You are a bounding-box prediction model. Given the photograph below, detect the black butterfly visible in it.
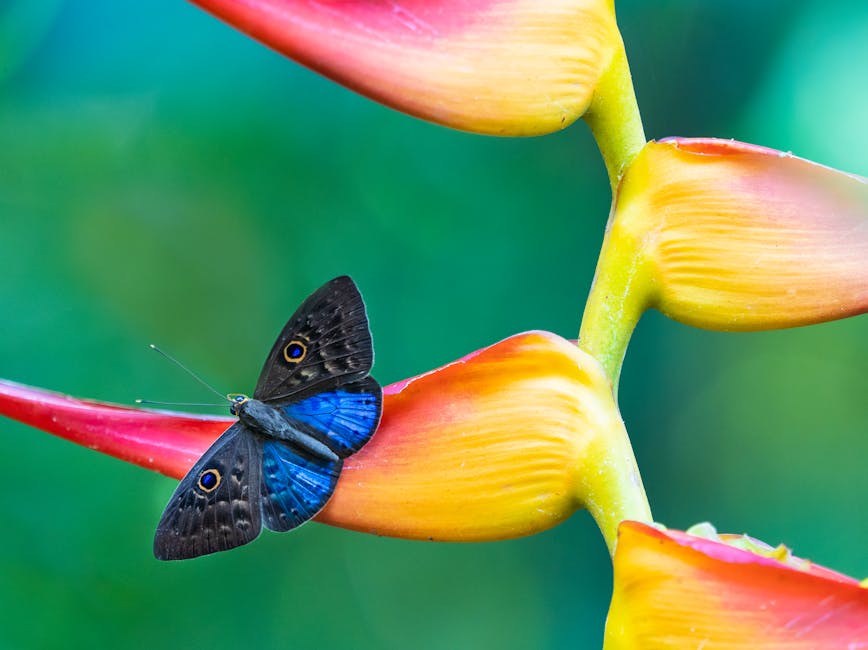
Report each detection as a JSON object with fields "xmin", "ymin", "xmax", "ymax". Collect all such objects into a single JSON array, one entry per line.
[{"xmin": 153, "ymin": 276, "xmax": 382, "ymax": 560}]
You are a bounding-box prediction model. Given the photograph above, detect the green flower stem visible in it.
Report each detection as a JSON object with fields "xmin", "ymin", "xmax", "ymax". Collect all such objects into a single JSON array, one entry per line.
[
  {"xmin": 579, "ymin": 223, "xmax": 649, "ymax": 389},
  {"xmin": 584, "ymin": 39, "xmax": 646, "ymax": 192},
  {"xmin": 581, "ymin": 419, "xmax": 653, "ymax": 556}
]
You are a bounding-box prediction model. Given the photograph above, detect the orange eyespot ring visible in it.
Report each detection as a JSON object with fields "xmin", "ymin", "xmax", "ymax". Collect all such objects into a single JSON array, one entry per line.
[
  {"xmin": 197, "ymin": 469, "xmax": 221, "ymax": 493},
  {"xmin": 283, "ymin": 340, "xmax": 307, "ymax": 363}
]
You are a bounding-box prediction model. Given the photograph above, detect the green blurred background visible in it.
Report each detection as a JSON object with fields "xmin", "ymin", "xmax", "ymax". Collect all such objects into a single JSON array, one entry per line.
[{"xmin": 0, "ymin": 0, "xmax": 865, "ymax": 647}]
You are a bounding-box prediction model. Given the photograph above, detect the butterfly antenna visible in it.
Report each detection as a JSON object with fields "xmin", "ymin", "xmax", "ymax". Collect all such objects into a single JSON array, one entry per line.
[
  {"xmin": 146, "ymin": 344, "xmax": 230, "ymax": 402},
  {"xmin": 135, "ymin": 399, "xmax": 226, "ymax": 408}
]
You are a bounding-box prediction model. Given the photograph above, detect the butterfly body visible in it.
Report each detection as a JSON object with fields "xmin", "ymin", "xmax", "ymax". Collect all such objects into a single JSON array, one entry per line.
[{"xmin": 153, "ymin": 276, "xmax": 381, "ymax": 561}]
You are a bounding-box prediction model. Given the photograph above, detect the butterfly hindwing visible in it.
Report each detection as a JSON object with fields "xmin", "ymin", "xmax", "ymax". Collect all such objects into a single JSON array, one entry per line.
[
  {"xmin": 259, "ymin": 439, "xmax": 342, "ymax": 532},
  {"xmin": 153, "ymin": 423, "xmax": 262, "ymax": 560},
  {"xmin": 280, "ymin": 375, "xmax": 382, "ymax": 458},
  {"xmin": 253, "ymin": 276, "xmax": 374, "ymax": 403}
]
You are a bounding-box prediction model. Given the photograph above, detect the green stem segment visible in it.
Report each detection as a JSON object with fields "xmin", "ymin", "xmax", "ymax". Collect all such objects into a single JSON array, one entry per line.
[
  {"xmin": 581, "ymin": 418, "xmax": 654, "ymax": 556},
  {"xmin": 575, "ymin": 32, "xmax": 653, "ymax": 551},
  {"xmin": 579, "ymin": 233, "xmax": 649, "ymax": 389},
  {"xmin": 584, "ymin": 39, "xmax": 647, "ymax": 193}
]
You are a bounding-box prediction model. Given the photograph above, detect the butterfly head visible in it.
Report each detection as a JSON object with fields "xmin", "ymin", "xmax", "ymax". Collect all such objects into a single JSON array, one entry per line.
[{"xmin": 228, "ymin": 393, "xmax": 249, "ymax": 416}]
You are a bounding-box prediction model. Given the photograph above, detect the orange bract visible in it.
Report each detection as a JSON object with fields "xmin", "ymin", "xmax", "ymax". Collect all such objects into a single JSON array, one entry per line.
[
  {"xmin": 0, "ymin": 332, "xmax": 648, "ymax": 544},
  {"xmin": 617, "ymin": 138, "xmax": 868, "ymax": 330}
]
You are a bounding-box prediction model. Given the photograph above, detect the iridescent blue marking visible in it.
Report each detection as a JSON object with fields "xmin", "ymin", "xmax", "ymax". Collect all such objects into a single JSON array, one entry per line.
[
  {"xmin": 282, "ymin": 389, "xmax": 379, "ymax": 455},
  {"xmin": 260, "ymin": 440, "xmax": 339, "ymax": 531},
  {"xmin": 287, "ymin": 343, "xmax": 304, "ymax": 358}
]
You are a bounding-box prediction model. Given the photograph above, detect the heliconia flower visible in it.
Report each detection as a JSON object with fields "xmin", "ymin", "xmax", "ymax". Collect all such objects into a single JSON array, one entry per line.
[
  {"xmin": 0, "ymin": 331, "xmax": 650, "ymax": 550},
  {"xmin": 188, "ymin": 0, "xmax": 625, "ymax": 136},
  {"xmin": 604, "ymin": 521, "xmax": 868, "ymax": 649},
  {"xmin": 580, "ymin": 137, "xmax": 868, "ymax": 381}
]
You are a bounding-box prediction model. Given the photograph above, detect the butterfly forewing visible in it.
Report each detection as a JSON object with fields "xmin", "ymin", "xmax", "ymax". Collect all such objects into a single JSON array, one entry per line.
[
  {"xmin": 153, "ymin": 423, "xmax": 262, "ymax": 560},
  {"xmin": 253, "ymin": 276, "xmax": 374, "ymax": 403}
]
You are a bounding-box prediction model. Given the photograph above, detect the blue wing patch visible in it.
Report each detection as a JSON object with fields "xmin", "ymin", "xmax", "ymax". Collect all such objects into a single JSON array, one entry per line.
[
  {"xmin": 260, "ymin": 440, "xmax": 341, "ymax": 532},
  {"xmin": 281, "ymin": 376, "xmax": 382, "ymax": 457}
]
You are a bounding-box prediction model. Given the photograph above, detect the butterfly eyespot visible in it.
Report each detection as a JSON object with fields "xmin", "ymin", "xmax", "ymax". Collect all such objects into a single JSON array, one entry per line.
[
  {"xmin": 197, "ymin": 469, "xmax": 221, "ymax": 493},
  {"xmin": 283, "ymin": 340, "xmax": 307, "ymax": 363}
]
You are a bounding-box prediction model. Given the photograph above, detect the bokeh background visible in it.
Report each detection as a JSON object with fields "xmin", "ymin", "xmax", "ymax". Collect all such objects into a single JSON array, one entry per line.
[{"xmin": 1, "ymin": 0, "xmax": 866, "ymax": 647}]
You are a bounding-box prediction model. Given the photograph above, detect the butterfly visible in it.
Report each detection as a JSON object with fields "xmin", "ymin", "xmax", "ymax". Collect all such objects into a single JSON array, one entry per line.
[{"xmin": 153, "ymin": 276, "xmax": 382, "ymax": 560}]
